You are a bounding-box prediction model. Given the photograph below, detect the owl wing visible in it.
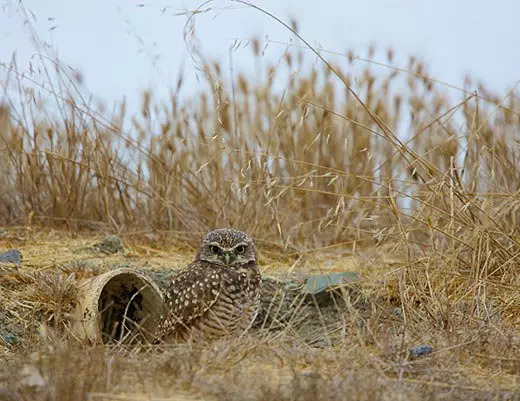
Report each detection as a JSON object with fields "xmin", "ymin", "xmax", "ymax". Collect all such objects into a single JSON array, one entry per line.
[{"xmin": 159, "ymin": 261, "xmax": 222, "ymax": 336}]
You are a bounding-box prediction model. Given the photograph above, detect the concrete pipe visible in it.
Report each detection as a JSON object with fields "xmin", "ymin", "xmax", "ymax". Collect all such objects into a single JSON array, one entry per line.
[{"xmin": 71, "ymin": 268, "xmax": 166, "ymax": 345}]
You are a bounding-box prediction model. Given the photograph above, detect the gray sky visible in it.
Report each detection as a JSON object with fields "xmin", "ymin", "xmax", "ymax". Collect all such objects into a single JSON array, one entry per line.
[{"xmin": 1, "ymin": 0, "xmax": 519, "ymax": 115}]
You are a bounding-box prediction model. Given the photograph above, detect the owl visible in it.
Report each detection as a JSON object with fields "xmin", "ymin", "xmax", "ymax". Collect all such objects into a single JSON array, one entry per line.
[{"xmin": 156, "ymin": 228, "xmax": 262, "ymax": 343}]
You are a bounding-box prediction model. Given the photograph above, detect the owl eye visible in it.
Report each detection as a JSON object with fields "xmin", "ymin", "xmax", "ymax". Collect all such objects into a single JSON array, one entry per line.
[
  {"xmin": 235, "ymin": 245, "xmax": 246, "ymax": 254},
  {"xmin": 210, "ymin": 245, "xmax": 221, "ymax": 254}
]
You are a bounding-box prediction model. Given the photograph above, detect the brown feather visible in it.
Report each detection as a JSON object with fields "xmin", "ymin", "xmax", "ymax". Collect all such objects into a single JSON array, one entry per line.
[{"xmin": 156, "ymin": 229, "xmax": 261, "ymax": 343}]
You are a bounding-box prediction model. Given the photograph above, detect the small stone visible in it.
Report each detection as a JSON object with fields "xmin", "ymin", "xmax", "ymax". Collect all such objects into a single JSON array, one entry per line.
[
  {"xmin": 304, "ymin": 272, "xmax": 361, "ymax": 296},
  {"xmin": 0, "ymin": 249, "xmax": 22, "ymax": 266},
  {"xmin": 93, "ymin": 235, "xmax": 124, "ymax": 254},
  {"xmin": 409, "ymin": 344, "xmax": 433, "ymax": 357},
  {"xmin": 1, "ymin": 334, "xmax": 18, "ymax": 345},
  {"xmin": 304, "ymin": 272, "xmax": 361, "ymax": 306},
  {"xmin": 392, "ymin": 307, "xmax": 403, "ymax": 317}
]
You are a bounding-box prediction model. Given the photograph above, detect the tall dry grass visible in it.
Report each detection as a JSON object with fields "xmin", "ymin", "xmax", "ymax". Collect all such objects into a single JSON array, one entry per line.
[{"xmin": 2, "ymin": 35, "xmax": 520, "ymax": 322}]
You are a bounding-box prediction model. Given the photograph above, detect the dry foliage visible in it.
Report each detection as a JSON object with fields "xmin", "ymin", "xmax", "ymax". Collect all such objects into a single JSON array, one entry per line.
[{"xmin": 2, "ymin": 4, "xmax": 520, "ymax": 399}]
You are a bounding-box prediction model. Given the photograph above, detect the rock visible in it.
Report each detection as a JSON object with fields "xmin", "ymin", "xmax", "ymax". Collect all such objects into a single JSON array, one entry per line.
[
  {"xmin": 303, "ymin": 271, "xmax": 361, "ymax": 306},
  {"xmin": 0, "ymin": 249, "xmax": 22, "ymax": 266},
  {"xmin": 1, "ymin": 334, "xmax": 18, "ymax": 345},
  {"xmin": 391, "ymin": 307, "xmax": 403, "ymax": 318},
  {"xmin": 304, "ymin": 272, "xmax": 360, "ymax": 294},
  {"xmin": 409, "ymin": 344, "xmax": 433, "ymax": 358},
  {"xmin": 92, "ymin": 235, "xmax": 124, "ymax": 255}
]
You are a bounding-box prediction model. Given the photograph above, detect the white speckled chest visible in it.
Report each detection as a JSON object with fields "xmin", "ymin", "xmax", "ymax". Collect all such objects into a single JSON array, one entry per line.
[{"xmin": 159, "ymin": 260, "xmax": 261, "ymax": 343}]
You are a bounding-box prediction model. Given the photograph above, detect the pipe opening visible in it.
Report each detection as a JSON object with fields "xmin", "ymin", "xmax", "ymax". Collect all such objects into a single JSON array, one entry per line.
[{"xmin": 97, "ymin": 272, "xmax": 163, "ymax": 345}]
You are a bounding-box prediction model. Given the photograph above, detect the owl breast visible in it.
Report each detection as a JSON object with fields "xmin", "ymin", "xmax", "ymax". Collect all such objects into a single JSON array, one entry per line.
[{"xmin": 164, "ymin": 263, "xmax": 261, "ymax": 343}]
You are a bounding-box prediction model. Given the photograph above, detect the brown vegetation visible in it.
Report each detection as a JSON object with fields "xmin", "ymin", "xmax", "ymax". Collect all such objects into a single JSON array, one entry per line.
[{"xmin": 1, "ymin": 7, "xmax": 520, "ymax": 399}]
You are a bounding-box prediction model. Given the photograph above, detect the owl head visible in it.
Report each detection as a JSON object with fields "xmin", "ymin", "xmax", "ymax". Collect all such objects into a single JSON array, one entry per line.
[{"xmin": 196, "ymin": 228, "xmax": 257, "ymax": 268}]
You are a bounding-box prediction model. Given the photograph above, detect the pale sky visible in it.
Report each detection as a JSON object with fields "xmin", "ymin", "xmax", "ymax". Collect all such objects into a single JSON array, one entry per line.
[{"xmin": 1, "ymin": 0, "xmax": 519, "ymax": 115}]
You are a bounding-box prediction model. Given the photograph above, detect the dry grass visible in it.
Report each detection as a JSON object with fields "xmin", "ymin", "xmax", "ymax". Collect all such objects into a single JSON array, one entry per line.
[{"xmin": 2, "ymin": 3, "xmax": 520, "ymax": 399}]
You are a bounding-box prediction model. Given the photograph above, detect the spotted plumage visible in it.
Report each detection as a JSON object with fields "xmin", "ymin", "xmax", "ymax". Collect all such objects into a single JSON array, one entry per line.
[{"xmin": 156, "ymin": 228, "xmax": 261, "ymax": 343}]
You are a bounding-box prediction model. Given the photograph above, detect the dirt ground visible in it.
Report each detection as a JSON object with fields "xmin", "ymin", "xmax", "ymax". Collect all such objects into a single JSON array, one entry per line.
[{"xmin": 1, "ymin": 229, "xmax": 519, "ymax": 401}]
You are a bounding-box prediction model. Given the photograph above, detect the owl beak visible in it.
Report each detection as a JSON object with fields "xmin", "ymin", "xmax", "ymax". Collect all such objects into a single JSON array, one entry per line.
[{"xmin": 223, "ymin": 252, "xmax": 235, "ymax": 266}]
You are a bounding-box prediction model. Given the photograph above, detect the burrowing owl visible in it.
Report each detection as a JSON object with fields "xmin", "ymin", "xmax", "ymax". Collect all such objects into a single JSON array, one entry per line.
[{"xmin": 156, "ymin": 228, "xmax": 261, "ymax": 343}]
